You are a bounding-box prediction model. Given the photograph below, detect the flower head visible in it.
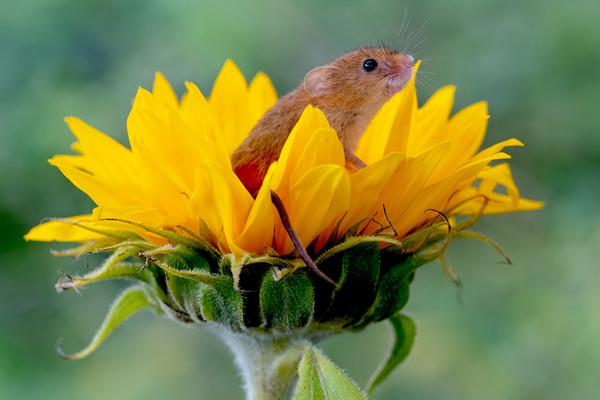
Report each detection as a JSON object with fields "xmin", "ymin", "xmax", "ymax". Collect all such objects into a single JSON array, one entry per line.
[
  {"xmin": 26, "ymin": 60, "xmax": 541, "ymax": 255},
  {"xmin": 25, "ymin": 60, "xmax": 542, "ymax": 365}
]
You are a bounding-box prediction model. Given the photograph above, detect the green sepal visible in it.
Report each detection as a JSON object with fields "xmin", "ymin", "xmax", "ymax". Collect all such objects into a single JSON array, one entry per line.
[
  {"xmin": 56, "ymin": 285, "xmax": 161, "ymax": 360},
  {"xmin": 354, "ymin": 253, "xmax": 418, "ymax": 327},
  {"xmin": 292, "ymin": 345, "xmax": 366, "ymax": 400},
  {"xmin": 198, "ymin": 276, "xmax": 244, "ymax": 331},
  {"xmin": 56, "ymin": 246, "xmax": 158, "ymax": 294},
  {"xmin": 101, "ymin": 218, "xmax": 220, "ymax": 260},
  {"xmin": 165, "ymin": 274, "xmax": 205, "ymax": 321},
  {"xmin": 162, "ymin": 245, "xmax": 211, "ymax": 272},
  {"xmin": 438, "ymin": 254, "xmax": 462, "ymax": 288},
  {"xmin": 365, "ymin": 314, "xmax": 416, "ymax": 395},
  {"xmin": 315, "ymin": 235, "xmax": 404, "ymax": 266},
  {"xmin": 453, "ymin": 230, "xmax": 512, "ymax": 264},
  {"xmin": 147, "ymin": 253, "xmax": 227, "ymax": 289},
  {"xmin": 259, "ymin": 270, "xmax": 315, "ymax": 333},
  {"xmin": 317, "ymin": 242, "xmax": 380, "ymax": 326},
  {"xmin": 50, "ymin": 238, "xmax": 121, "ymax": 257}
]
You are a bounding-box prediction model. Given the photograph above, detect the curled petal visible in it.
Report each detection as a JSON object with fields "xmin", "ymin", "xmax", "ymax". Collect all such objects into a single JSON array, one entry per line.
[
  {"xmin": 275, "ymin": 164, "xmax": 350, "ymax": 254},
  {"xmin": 356, "ymin": 61, "xmax": 420, "ymax": 164},
  {"xmin": 271, "ymin": 105, "xmax": 331, "ymax": 191},
  {"xmin": 235, "ymin": 165, "xmax": 276, "ymax": 252}
]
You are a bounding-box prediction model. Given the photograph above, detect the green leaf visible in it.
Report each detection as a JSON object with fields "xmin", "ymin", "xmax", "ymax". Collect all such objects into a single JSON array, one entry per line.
[
  {"xmin": 57, "ymin": 286, "xmax": 160, "ymax": 360},
  {"xmin": 365, "ymin": 314, "xmax": 416, "ymax": 395},
  {"xmin": 260, "ymin": 271, "xmax": 315, "ymax": 333},
  {"xmin": 293, "ymin": 346, "xmax": 366, "ymax": 400}
]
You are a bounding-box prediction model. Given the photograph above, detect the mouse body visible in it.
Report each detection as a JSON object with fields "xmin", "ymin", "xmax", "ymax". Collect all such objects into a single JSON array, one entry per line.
[{"xmin": 232, "ymin": 48, "xmax": 415, "ymax": 195}]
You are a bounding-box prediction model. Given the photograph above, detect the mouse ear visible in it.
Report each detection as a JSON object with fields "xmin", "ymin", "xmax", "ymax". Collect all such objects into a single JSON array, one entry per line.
[{"xmin": 303, "ymin": 66, "xmax": 332, "ymax": 98}]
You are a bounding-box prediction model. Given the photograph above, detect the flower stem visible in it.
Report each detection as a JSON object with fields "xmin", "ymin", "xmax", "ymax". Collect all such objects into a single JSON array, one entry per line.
[{"xmin": 219, "ymin": 329, "xmax": 307, "ymax": 400}]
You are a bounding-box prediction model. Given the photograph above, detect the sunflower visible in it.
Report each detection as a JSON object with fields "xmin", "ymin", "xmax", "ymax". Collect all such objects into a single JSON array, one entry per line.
[
  {"xmin": 25, "ymin": 59, "xmax": 542, "ymax": 399},
  {"xmin": 25, "ymin": 60, "xmax": 541, "ymax": 255}
]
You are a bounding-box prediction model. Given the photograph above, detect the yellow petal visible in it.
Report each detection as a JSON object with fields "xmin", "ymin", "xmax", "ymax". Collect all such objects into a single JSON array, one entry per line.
[
  {"xmin": 199, "ymin": 162, "xmax": 254, "ymax": 254},
  {"xmin": 92, "ymin": 205, "xmax": 170, "ymax": 227},
  {"xmin": 447, "ymin": 101, "xmax": 488, "ymax": 162},
  {"xmin": 190, "ymin": 166, "xmax": 223, "ymax": 240},
  {"xmin": 127, "ymin": 88, "xmax": 197, "ymax": 193},
  {"xmin": 24, "ymin": 215, "xmax": 104, "ymax": 242},
  {"xmin": 397, "ymin": 158, "xmax": 494, "ymax": 235},
  {"xmin": 427, "ymin": 101, "xmax": 489, "ymax": 181},
  {"xmin": 49, "ymin": 156, "xmax": 134, "ymax": 206},
  {"xmin": 64, "ymin": 116, "xmax": 130, "ymax": 161},
  {"xmin": 478, "ymin": 164, "xmax": 520, "ymax": 205},
  {"xmin": 209, "ymin": 59, "xmax": 251, "ymax": 154},
  {"xmin": 449, "ymin": 163, "xmax": 544, "ymax": 215},
  {"xmin": 275, "ymin": 164, "xmax": 350, "ymax": 254},
  {"xmin": 152, "ymin": 72, "xmax": 179, "ymax": 108},
  {"xmin": 289, "ymin": 128, "xmax": 345, "ymax": 185},
  {"xmin": 480, "ymin": 197, "xmax": 545, "ymax": 214},
  {"xmin": 91, "ymin": 206, "xmax": 185, "ymax": 244},
  {"xmin": 356, "ymin": 61, "xmax": 420, "ymax": 164},
  {"xmin": 270, "ymin": 106, "xmax": 331, "ymax": 191},
  {"xmin": 472, "ymin": 138, "xmax": 524, "ymax": 163},
  {"xmin": 64, "ymin": 117, "xmax": 137, "ymax": 183},
  {"xmin": 235, "ymin": 164, "xmax": 276, "ymax": 252},
  {"xmin": 340, "ymin": 152, "xmax": 405, "ymax": 234},
  {"xmin": 180, "ymin": 81, "xmax": 232, "ymax": 170},
  {"xmin": 375, "ymin": 142, "xmax": 450, "ymax": 235},
  {"xmin": 248, "ymin": 71, "xmax": 278, "ymax": 125},
  {"xmin": 410, "ymin": 85, "xmax": 456, "ymax": 154}
]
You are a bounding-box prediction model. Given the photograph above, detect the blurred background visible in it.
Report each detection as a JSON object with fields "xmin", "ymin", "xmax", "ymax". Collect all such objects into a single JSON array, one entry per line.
[{"xmin": 1, "ymin": 0, "xmax": 599, "ymax": 398}]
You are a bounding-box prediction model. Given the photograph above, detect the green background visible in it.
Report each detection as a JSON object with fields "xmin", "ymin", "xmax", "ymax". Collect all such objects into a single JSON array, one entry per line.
[{"xmin": 1, "ymin": 0, "xmax": 598, "ymax": 399}]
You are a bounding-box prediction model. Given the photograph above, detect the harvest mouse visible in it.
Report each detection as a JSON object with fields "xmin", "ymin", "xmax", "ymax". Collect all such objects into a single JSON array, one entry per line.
[{"xmin": 232, "ymin": 48, "xmax": 415, "ymax": 195}]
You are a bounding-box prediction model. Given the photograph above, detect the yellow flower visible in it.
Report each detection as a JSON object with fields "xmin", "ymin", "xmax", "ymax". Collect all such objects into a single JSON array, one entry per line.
[{"xmin": 25, "ymin": 60, "xmax": 542, "ymax": 256}]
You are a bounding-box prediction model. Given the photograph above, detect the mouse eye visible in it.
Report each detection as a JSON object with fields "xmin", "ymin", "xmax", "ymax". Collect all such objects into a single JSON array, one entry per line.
[{"xmin": 362, "ymin": 58, "xmax": 378, "ymax": 72}]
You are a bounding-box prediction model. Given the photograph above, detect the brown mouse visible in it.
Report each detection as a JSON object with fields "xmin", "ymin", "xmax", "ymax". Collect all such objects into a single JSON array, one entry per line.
[{"xmin": 232, "ymin": 48, "xmax": 415, "ymax": 195}]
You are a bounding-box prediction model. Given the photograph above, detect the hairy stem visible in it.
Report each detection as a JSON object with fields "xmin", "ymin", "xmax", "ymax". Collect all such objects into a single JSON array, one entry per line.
[{"xmin": 219, "ymin": 329, "xmax": 307, "ymax": 400}]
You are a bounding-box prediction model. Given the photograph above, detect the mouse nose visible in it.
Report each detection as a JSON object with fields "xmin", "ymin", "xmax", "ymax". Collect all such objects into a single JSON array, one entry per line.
[{"xmin": 404, "ymin": 54, "xmax": 415, "ymax": 67}]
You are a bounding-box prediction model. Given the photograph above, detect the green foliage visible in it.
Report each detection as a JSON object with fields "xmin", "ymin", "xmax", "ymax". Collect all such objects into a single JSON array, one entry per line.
[
  {"xmin": 293, "ymin": 346, "xmax": 366, "ymax": 400},
  {"xmin": 365, "ymin": 314, "xmax": 416, "ymax": 395},
  {"xmin": 260, "ymin": 271, "xmax": 315, "ymax": 333},
  {"xmin": 56, "ymin": 286, "xmax": 161, "ymax": 360}
]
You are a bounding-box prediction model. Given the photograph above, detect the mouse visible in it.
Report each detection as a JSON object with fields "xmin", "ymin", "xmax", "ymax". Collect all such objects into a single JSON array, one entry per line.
[{"xmin": 231, "ymin": 47, "xmax": 415, "ymax": 195}]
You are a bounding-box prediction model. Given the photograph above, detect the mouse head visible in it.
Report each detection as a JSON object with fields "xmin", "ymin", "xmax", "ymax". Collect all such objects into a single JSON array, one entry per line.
[{"xmin": 303, "ymin": 48, "xmax": 415, "ymax": 108}]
